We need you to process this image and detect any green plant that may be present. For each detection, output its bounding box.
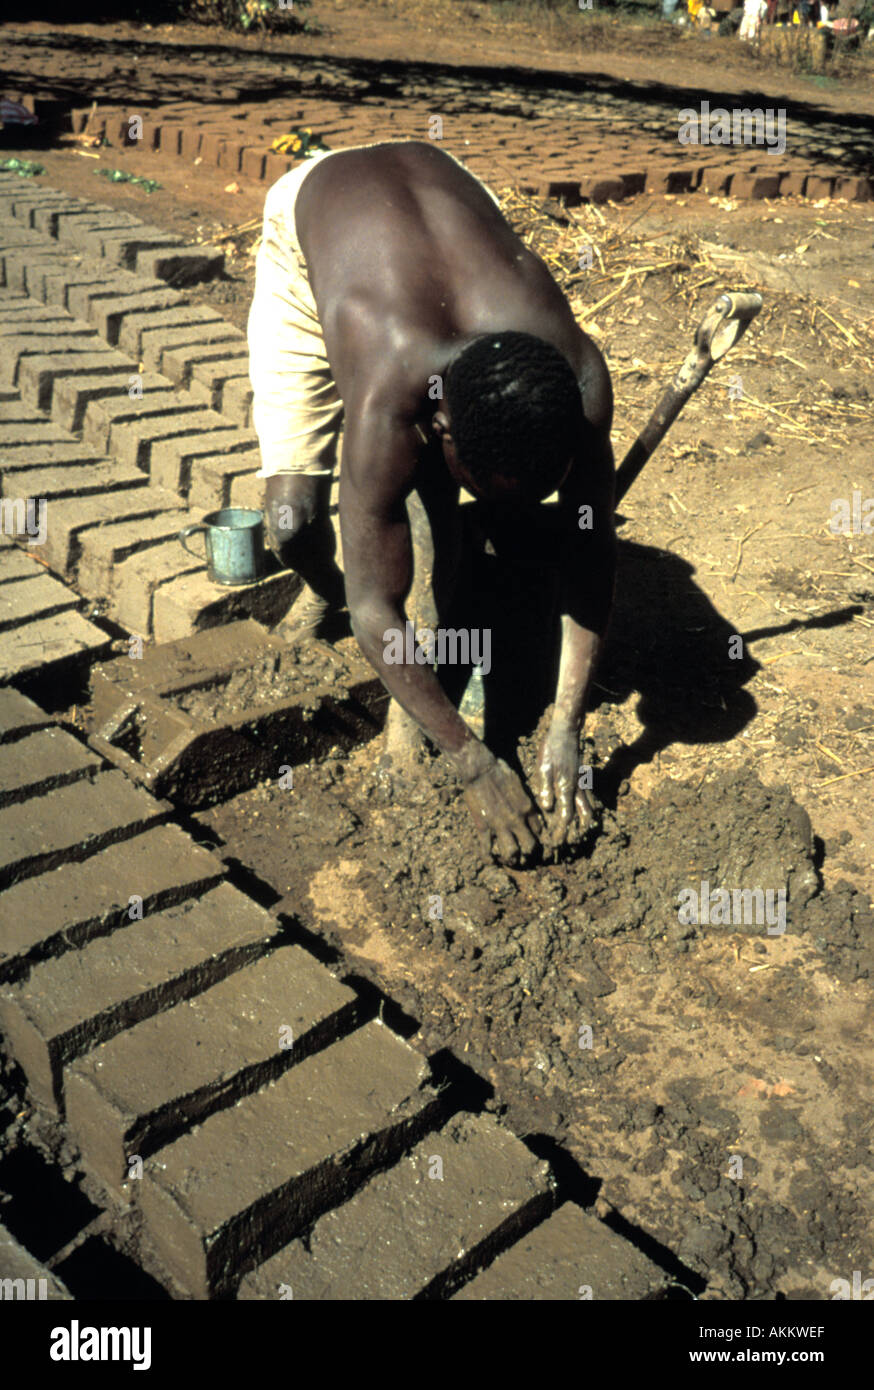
[174,0,316,33]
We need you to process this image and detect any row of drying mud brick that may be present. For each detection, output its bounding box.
[0,176,307,652]
[68,104,874,205]
[0,683,672,1299]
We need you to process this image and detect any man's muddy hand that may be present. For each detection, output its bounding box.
[536,723,596,849]
[462,757,542,865]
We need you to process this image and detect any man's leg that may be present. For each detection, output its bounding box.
[264,474,346,640]
[248,163,346,640]
[380,475,465,779]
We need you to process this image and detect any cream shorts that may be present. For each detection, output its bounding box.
[247,144,501,479]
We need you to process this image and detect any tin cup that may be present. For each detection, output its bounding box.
[179,508,265,586]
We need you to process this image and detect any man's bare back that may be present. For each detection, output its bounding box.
[255,141,616,864]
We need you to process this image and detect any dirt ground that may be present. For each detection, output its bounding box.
[1,8,872,1300]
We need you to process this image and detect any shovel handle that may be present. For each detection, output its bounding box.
[614,289,763,505]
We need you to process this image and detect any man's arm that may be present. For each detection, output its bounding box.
[340,403,542,862]
[536,428,616,844]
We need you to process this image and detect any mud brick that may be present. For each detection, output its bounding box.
[0,226,50,257]
[18,350,132,411]
[619,171,647,197]
[107,410,222,472]
[217,140,246,172]
[111,543,205,634]
[52,370,142,433]
[188,355,250,411]
[218,374,253,427]
[3,194,75,228]
[0,575,80,632]
[38,487,183,578]
[156,124,184,155]
[139,1019,440,1297]
[0,824,225,983]
[0,726,102,807]
[33,206,135,239]
[73,228,182,270]
[0,330,102,390]
[69,108,95,134]
[0,609,110,685]
[0,770,169,889]
[138,321,242,376]
[15,461,145,502]
[200,131,228,166]
[153,567,301,644]
[779,170,808,197]
[77,509,191,598]
[648,167,696,195]
[40,265,114,311]
[804,174,835,200]
[835,175,872,202]
[2,249,69,294]
[730,171,782,199]
[154,330,245,386]
[1,445,107,480]
[67,947,360,1193]
[54,205,140,233]
[0,302,54,326]
[82,389,196,454]
[241,149,267,181]
[699,165,738,195]
[134,246,224,288]
[0,1225,72,1300]
[229,472,262,511]
[0,549,41,582]
[240,1114,551,1301]
[579,174,626,204]
[180,128,205,161]
[118,305,228,358]
[188,448,261,511]
[0,881,278,1112]
[151,428,256,495]
[66,285,185,346]
[0,686,54,741]
[0,399,44,425]
[455,1202,669,1300]
[263,152,294,185]
[0,314,93,341]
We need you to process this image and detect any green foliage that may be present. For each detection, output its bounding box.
[0,158,45,178]
[174,0,315,33]
[97,168,162,192]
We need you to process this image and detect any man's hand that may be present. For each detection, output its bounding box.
[462,757,542,864]
[536,722,596,849]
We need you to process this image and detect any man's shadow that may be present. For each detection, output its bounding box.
[447,527,759,810]
[452,526,861,808]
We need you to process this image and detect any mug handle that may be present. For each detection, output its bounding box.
[178,523,207,559]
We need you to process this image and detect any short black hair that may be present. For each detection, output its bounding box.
[445,331,583,498]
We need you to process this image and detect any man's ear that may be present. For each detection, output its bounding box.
[431,410,451,441]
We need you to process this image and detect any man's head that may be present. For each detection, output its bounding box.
[433,331,583,503]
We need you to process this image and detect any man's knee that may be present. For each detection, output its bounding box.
[263,474,333,566]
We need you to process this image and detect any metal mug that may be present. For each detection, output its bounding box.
[178,508,265,586]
